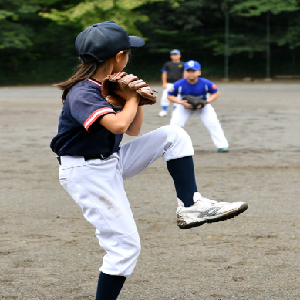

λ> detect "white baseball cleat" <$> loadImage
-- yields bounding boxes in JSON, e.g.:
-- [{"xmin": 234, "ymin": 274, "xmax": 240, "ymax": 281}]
[
  {"xmin": 177, "ymin": 192, "xmax": 248, "ymax": 229},
  {"xmin": 158, "ymin": 110, "xmax": 168, "ymax": 117}
]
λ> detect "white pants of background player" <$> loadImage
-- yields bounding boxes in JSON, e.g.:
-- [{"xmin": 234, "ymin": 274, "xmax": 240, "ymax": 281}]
[
  {"xmin": 170, "ymin": 103, "xmax": 228, "ymax": 149},
  {"xmin": 58, "ymin": 125, "xmax": 193, "ymax": 277},
  {"xmin": 161, "ymin": 83, "xmax": 177, "ymax": 108}
]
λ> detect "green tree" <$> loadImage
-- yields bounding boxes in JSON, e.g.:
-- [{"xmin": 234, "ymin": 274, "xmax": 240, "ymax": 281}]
[
  {"xmin": 39, "ymin": 0, "xmax": 163, "ymax": 36},
  {"xmin": 231, "ymin": 0, "xmax": 298, "ymax": 16},
  {"xmin": 0, "ymin": 0, "xmax": 299, "ymax": 83},
  {"xmin": 0, "ymin": 0, "xmax": 38, "ymax": 49},
  {"xmin": 230, "ymin": 0, "xmax": 299, "ymax": 77},
  {"xmin": 0, "ymin": 0, "xmax": 81, "ymax": 84},
  {"xmin": 136, "ymin": 0, "xmax": 218, "ymax": 54}
]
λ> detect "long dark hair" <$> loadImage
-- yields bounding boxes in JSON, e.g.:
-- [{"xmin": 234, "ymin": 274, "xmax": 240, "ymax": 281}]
[
  {"xmin": 55, "ymin": 49, "xmax": 131, "ymax": 103},
  {"xmin": 55, "ymin": 60, "xmax": 101, "ymax": 103}
]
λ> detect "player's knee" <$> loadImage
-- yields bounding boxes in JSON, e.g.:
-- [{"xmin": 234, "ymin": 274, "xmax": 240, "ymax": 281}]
[
  {"xmin": 162, "ymin": 125, "xmax": 190, "ymax": 141},
  {"xmin": 100, "ymin": 231, "xmax": 141, "ymax": 277},
  {"xmin": 118, "ymin": 232, "xmax": 141, "ymax": 276},
  {"xmin": 159, "ymin": 125, "xmax": 194, "ymax": 160},
  {"xmin": 129, "ymin": 232, "xmax": 141, "ymax": 260}
]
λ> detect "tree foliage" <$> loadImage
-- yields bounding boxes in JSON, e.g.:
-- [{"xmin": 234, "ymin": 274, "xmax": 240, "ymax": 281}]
[
  {"xmin": 0, "ymin": 0, "xmax": 38, "ymax": 49},
  {"xmin": 231, "ymin": 0, "xmax": 299, "ymax": 16},
  {"xmin": 0, "ymin": 0, "xmax": 300, "ymax": 83},
  {"xmin": 228, "ymin": 0, "xmax": 299, "ymax": 57},
  {"xmin": 136, "ymin": 0, "xmax": 208, "ymax": 53},
  {"xmin": 277, "ymin": 18, "xmax": 300, "ymax": 50},
  {"xmin": 39, "ymin": 0, "xmax": 162, "ymax": 36}
]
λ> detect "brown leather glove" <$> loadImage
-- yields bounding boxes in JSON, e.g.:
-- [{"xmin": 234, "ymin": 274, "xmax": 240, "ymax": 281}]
[{"xmin": 101, "ymin": 72, "xmax": 157, "ymax": 109}]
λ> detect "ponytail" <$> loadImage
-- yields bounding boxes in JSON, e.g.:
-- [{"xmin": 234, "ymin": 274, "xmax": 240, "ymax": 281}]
[
  {"xmin": 55, "ymin": 49, "xmax": 131, "ymax": 103},
  {"xmin": 55, "ymin": 60, "xmax": 102, "ymax": 103}
]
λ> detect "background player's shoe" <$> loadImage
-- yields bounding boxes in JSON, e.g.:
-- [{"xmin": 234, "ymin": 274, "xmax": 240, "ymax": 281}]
[
  {"xmin": 177, "ymin": 192, "xmax": 248, "ymax": 229},
  {"xmin": 217, "ymin": 147, "xmax": 229, "ymax": 153},
  {"xmin": 158, "ymin": 110, "xmax": 168, "ymax": 117}
]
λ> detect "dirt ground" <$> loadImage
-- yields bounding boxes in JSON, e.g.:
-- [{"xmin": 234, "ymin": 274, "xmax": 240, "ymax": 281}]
[{"xmin": 0, "ymin": 82, "xmax": 299, "ymax": 300}]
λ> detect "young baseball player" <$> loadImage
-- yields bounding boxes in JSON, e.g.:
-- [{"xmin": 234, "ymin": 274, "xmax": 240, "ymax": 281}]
[
  {"xmin": 50, "ymin": 22, "xmax": 247, "ymax": 300},
  {"xmin": 158, "ymin": 49, "xmax": 184, "ymax": 117},
  {"xmin": 168, "ymin": 60, "xmax": 229, "ymax": 152}
]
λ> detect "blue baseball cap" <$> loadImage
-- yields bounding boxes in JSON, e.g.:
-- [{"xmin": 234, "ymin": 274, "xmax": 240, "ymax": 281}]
[
  {"xmin": 184, "ymin": 60, "xmax": 201, "ymax": 71},
  {"xmin": 75, "ymin": 21, "xmax": 145, "ymax": 62},
  {"xmin": 170, "ymin": 49, "xmax": 180, "ymax": 55}
]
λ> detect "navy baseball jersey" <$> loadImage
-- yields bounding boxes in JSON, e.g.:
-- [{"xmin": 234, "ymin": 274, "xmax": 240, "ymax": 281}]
[
  {"xmin": 168, "ymin": 78, "xmax": 218, "ymax": 100},
  {"xmin": 50, "ymin": 79, "xmax": 123, "ymax": 156},
  {"xmin": 161, "ymin": 61, "xmax": 184, "ymax": 83}
]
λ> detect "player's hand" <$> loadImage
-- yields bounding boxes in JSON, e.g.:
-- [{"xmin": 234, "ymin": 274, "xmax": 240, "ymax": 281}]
[
  {"xmin": 163, "ymin": 83, "xmax": 167, "ymax": 89},
  {"xmin": 114, "ymin": 83, "xmax": 140, "ymax": 103},
  {"xmin": 182, "ymin": 100, "xmax": 193, "ymax": 109}
]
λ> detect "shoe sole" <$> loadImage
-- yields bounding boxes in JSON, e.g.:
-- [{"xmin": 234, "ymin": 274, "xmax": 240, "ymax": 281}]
[{"xmin": 177, "ymin": 203, "xmax": 248, "ymax": 229}]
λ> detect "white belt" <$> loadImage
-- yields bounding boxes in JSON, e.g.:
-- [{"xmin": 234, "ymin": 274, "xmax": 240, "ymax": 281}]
[{"xmin": 57, "ymin": 156, "xmax": 87, "ymax": 166}]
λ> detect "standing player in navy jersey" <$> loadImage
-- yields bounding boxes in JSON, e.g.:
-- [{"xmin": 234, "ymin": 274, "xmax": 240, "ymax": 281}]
[
  {"xmin": 158, "ymin": 49, "xmax": 184, "ymax": 117},
  {"xmin": 168, "ymin": 60, "xmax": 229, "ymax": 152},
  {"xmin": 50, "ymin": 22, "xmax": 247, "ymax": 300}
]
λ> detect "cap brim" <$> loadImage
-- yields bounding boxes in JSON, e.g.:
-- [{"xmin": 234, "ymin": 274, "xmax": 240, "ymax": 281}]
[
  {"xmin": 129, "ymin": 36, "xmax": 145, "ymax": 48},
  {"xmin": 184, "ymin": 67, "xmax": 200, "ymax": 71}
]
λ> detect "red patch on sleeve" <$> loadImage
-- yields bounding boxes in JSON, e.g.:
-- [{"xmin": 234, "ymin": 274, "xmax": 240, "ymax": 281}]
[{"xmin": 212, "ymin": 84, "xmax": 217, "ymax": 89}]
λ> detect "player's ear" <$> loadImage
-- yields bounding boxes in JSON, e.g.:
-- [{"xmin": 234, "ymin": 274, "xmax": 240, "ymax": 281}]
[
  {"xmin": 115, "ymin": 51, "xmax": 123, "ymax": 62},
  {"xmin": 198, "ymin": 70, "xmax": 202, "ymax": 76}
]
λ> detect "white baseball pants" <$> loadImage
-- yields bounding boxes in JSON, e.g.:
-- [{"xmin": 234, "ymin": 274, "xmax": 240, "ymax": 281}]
[
  {"xmin": 170, "ymin": 103, "xmax": 228, "ymax": 149},
  {"xmin": 58, "ymin": 125, "xmax": 194, "ymax": 277},
  {"xmin": 160, "ymin": 83, "xmax": 177, "ymax": 107}
]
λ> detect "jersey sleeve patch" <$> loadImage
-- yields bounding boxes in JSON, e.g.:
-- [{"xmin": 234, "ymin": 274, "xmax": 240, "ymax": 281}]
[
  {"xmin": 167, "ymin": 85, "xmax": 175, "ymax": 95},
  {"xmin": 212, "ymin": 83, "xmax": 217, "ymax": 89},
  {"xmin": 83, "ymin": 107, "xmax": 115, "ymax": 132}
]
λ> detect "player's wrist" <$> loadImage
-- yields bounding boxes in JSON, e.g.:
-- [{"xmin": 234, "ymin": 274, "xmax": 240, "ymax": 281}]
[{"xmin": 126, "ymin": 95, "xmax": 140, "ymax": 103}]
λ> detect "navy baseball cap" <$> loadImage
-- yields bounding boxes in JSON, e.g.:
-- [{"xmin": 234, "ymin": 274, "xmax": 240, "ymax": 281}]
[
  {"xmin": 184, "ymin": 60, "xmax": 201, "ymax": 71},
  {"xmin": 170, "ymin": 49, "xmax": 180, "ymax": 55},
  {"xmin": 75, "ymin": 21, "xmax": 145, "ymax": 62}
]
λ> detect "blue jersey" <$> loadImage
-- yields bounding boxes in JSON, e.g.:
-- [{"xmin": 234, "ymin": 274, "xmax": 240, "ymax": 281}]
[
  {"xmin": 50, "ymin": 79, "xmax": 123, "ymax": 156},
  {"xmin": 168, "ymin": 77, "xmax": 218, "ymax": 100}
]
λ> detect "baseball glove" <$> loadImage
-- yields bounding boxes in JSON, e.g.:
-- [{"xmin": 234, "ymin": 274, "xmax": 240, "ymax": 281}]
[
  {"xmin": 101, "ymin": 72, "xmax": 157, "ymax": 109},
  {"xmin": 183, "ymin": 95, "xmax": 207, "ymax": 110}
]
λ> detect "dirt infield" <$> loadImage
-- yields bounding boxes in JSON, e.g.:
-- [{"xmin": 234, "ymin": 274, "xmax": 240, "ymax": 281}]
[{"xmin": 0, "ymin": 83, "xmax": 299, "ymax": 300}]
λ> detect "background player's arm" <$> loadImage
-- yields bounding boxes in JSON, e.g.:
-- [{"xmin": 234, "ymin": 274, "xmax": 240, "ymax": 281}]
[
  {"xmin": 162, "ymin": 72, "xmax": 167, "ymax": 89},
  {"xmin": 206, "ymin": 91, "xmax": 220, "ymax": 103},
  {"xmin": 167, "ymin": 94, "xmax": 193, "ymax": 109},
  {"xmin": 167, "ymin": 94, "xmax": 181, "ymax": 104}
]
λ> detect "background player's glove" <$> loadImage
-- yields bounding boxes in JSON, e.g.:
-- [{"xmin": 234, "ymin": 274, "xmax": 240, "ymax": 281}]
[
  {"xmin": 101, "ymin": 72, "xmax": 157, "ymax": 109},
  {"xmin": 183, "ymin": 95, "xmax": 207, "ymax": 110}
]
